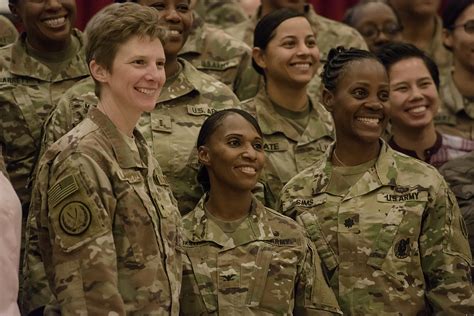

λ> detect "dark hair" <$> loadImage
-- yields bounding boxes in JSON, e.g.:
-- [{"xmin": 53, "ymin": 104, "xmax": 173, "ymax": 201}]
[
  {"xmin": 321, "ymin": 46, "xmax": 381, "ymax": 92},
  {"xmin": 376, "ymin": 42, "xmax": 440, "ymax": 89},
  {"xmin": 196, "ymin": 109, "xmax": 263, "ymax": 192},
  {"xmin": 443, "ymin": 0, "xmax": 474, "ymax": 29},
  {"xmin": 252, "ymin": 8, "xmax": 305, "ymax": 75},
  {"xmin": 343, "ymin": 0, "xmax": 402, "ymax": 27}
]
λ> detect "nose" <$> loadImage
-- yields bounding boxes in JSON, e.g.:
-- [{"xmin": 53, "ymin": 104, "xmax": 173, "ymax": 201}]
[
  {"xmin": 296, "ymin": 42, "xmax": 311, "ymax": 56},
  {"xmin": 409, "ymin": 86, "xmax": 424, "ymax": 101},
  {"xmin": 45, "ymin": 0, "xmax": 62, "ymax": 9},
  {"xmin": 163, "ymin": 7, "xmax": 181, "ymax": 23},
  {"xmin": 241, "ymin": 143, "xmax": 257, "ymax": 161},
  {"xmin": 145, "ymin": 63, "xmax": 165, "ymax": 83}
]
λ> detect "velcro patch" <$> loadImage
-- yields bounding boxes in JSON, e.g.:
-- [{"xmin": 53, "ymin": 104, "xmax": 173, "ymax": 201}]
[
  {"xmin": 59, "ymin": 202, "xmax": 92, "ymax": 235},
  {"xmin": 48, "ymin": 174, "xmax": 79, "ymax": 207},
  {"xmin": 263, "ymin": 142, "xmax": 288, "ymax": 152},
  {"xmin": 187, "ymin": 104, "xmax": 216, "ymax": 116}
]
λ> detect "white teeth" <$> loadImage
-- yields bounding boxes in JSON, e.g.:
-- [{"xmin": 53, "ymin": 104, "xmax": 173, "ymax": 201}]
[
  {"xmin": 136, "ymin": 88, "xmax": 155, "ymax": 95},
  {"xmin": 408, "ymin": 106, "xmax": 427, "ymax": 114},
  {"xmin": 293, "ymin": 63, "xmax": 311, "ymax": 69},
  {"xmin": 356, "ymin": 117, "xmax": 380, "ymax": 125},
  {"xmin": 43, "ymin": 17, "xmax": 66, "ymax": 27},
  {"xmin": 168, "ymin": 30, "xmax": 180, "ymax": 35},
  {"xmin": 239, "ymin": 167, "xmax": 256, "ymax": 175}
]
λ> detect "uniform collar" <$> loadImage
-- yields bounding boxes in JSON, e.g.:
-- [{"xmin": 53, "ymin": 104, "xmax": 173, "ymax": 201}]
[
  {"xmin": 88, "ymin": 107, "xmax": 147, "ymax": 169},
  {"xmin": 254, "ymin": 88, "xmax": 334, "ymax": 144},
  {"xmin": 311, "ymin": 140, "xmax": 400, "ymax": 197},
  {"xmin": 182, "ymin": 194, "xmax": 277, "ymax": 249},
  {"xmin": 157, "ymin": 58, "xmax": 199, "ymax": 102},
  {"xmin": 388, "ymin": 132, "xmax": 442, "ymax": 163},
  {"xmin": 8, "ymin": 29, "xmax": 89, "ymax": 81},
  {"xmin": 179, "ymin": 12, "xmax": 205, "ymax": 56}
]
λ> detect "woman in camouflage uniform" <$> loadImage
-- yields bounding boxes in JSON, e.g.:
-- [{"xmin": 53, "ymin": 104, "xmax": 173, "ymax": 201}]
[
  {"xmin": 242, "ymin": 9, "xmax": 335, "ymax": 208},
  {"xmin": 30, "ymin": 4, "xmax": 182, "ymax": 314},
  {"xmin": 278, "ymin": 47, "xmax": 473, "ymax": 315},
  {"xmin": 180, "ymin": 109, "xmax": 342, "ymax": 315}
]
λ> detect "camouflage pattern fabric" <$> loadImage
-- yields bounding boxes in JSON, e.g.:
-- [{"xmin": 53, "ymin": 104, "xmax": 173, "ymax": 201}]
[
  {"xmin": 435, "ymin": 69, "xmax": 474, "ymax": 140},
  {"xmin": 29, "ymin": 107, "xmax": 182, "ymax": 314},
  {"xmin": 241, "ymin": 89, "xmax": 334, "ymax": 208},
  {"xmin": 440, "ymin": 151, "xmax": 474, "ymax": 281},
  {"xmin": 181, "ymin": 13, "xmax": 260, "ymax": 101},
  {"xmin": 193, "ymin": 0, "xmax": 248, "ymax": 29},
  {"xmin": 278, "ymin": 141, "xmax": 474, "ymax": 315},
  {"xmin": 0, "ymin": 30, "xmax": 89, "ymax": 213},
  {"xmin": 0, "ymin": 15, "xmax": 18, "ymax": 48},
  {"xmin": 224, "ymin": 4, "xmax": 368, "ymax": 102},
  {"xmin": 180, "ymin": 194, "xmax": 342, "ymax": 315}
]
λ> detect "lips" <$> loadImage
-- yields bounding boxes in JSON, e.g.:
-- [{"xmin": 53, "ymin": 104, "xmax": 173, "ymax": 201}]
[
  {"xmin": 355, "ymin": 116, "xmax": 383, "ymax": 126},
  {"xmin": 135, "ymin": 87, "xmax": 157, "ymax": 95},
  {"xmin": 42, "ymin": 16, "xmax": 67, "ymax": 28},
  {"xmin": 406, "ymin": 105, "xmax": 427, "ymax": 114},
  {"xmin": 236, "ymin": 166, "xmax": 257, "ymax": 175}
]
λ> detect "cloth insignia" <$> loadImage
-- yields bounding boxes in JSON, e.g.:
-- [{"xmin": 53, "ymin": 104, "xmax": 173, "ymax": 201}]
[
  {"xmin": 48, "ymin": 174, "xmax": 79, "ymax": 207},
  {"xmin": 59, "ymin": 201, "xmax": 92, "ymax": 235},
  {"xmin": 394, "ymin": 238, "xmax": 411, "ymax": 259}
]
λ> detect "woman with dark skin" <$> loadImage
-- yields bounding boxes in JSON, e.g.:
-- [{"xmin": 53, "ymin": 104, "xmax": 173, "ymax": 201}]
[
  {"xmin": 279, "ymin": 47, "xmax": 473, "ymax": 315},
  {"xmin": 179, "ymin": 109, "xmax": 342, "ymax": 315}
]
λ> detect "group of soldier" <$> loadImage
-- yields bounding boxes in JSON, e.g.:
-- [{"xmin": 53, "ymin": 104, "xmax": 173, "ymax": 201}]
[{"xmin": 0, "ymin": 0, "xmax": 473, "ymax": 315}]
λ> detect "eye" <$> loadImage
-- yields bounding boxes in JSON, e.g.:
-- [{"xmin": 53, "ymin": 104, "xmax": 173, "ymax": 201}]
[
  {"xmin": 253, "ymin": 141, "xmax": 263, "ymax": 151},
  {"xmin": 156, "ymin": 60, "xmax": 165, "ymax": 68},
  {"xmin": 378, "ymin": 90, "xmax": 389, "ymax": 102},
  {"xmin": 281, "ymin": 40, "xmax": 296, "ymax": 48},
  {"xmin": 132, "ymin": 59, "xmax": 146, "ymax": 66},
  {"xmin": 394, "ymin": 85, "xmax": 408, "ymax": 92},
  {"xmin": 151, "ymin": 3, "xmax": 165, "ymax": 10},
  {"xmin": 360, "ymin": 26, "xmax": 378, "ymax": 39},
  {"xmin": 306, "ymin": 38, "xmax": 317, "ymax": 48},
  {"xmin": 177, "ymin": 3, "xmax": 190, "ymax": 12},
  {"xmin": 227, "ymin": 138, "xmax": 241, "ymax": 147},
  {"xmin": 352, "ymin": 88, "xmax": 368, "ymax": 99},
  {"xmin": 419, "ymin": 80, "xmax": 433, "ymax": 89}
]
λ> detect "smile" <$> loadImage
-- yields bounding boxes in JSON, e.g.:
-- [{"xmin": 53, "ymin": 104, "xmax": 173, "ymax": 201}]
[
  {"xmin": 291, "ymin": 62, "xmax": 311, "ymax": 69},
  {"xmin": 237, "ymin": 166, "xmax": 257, "ymax": 175},
  {"xmin": 135, "ymin": 88, "xmax": 156, "ymax": 95},
  {"xmin": 42, "ymin": 17, "xmax": 66, "ymax": 28},
  {"xmin": 407, "ymin": 106, "xmax": 427, "ymax": 114},
  {"xmin": 356, "ymin": 117, "xmax": 381, "ymax": 126},
  {"xmin": 168, "ymin": 30, "xmax": 182, "ymax": 36}
]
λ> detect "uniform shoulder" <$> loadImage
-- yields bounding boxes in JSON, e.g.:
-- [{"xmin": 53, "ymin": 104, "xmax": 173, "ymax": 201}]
[
  {"xmin": 0, "ymin": 44, "xmax": 13, "ymax": 69},
  {"xmin": 262, "ymin": 204, "xmax": 308, "ymax": 240},
  {"xmin": 239, "ymin": 97, "xmax": 257, "ymax": 116},
  {"xmin": 202, "ymin": 23, "xmax": 251, "ymax": 53}
]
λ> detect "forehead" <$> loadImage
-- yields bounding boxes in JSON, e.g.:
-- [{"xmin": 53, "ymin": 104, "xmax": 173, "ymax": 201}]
[
  {"xmin": 114, "ymin": 35, "xmax": 164, "ymax": 58},
  {"xmin": 338, "ymin": 59, "xmax": 388, "ymax": 87},
  {"xmin": 212, "ymin": 114, "xmax": 260, "ymax": 138},
  {"xmin": 273, "ymin": 17, "xmax": 314, "ymax": 37},
  {"xmin": 456, "ymin": 4, "xmax": 474, "ymax": 23},
  {"xmin": 354, "ymin": 3, "xmax": 398, "ymax": 25},
  {"xmin": 389, "ymin": 57, "xmax": 431, "ymax": 81}
]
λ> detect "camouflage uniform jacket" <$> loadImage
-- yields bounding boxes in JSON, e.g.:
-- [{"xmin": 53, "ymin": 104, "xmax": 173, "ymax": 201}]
[
  {"xmin": 180, "ymin": 194, "xmax": 342, "ymax": 315},
  {"xmin": 278, "ymin": 141, "xmax": 474, "ymax": 315},
  {"xmin": 31, "ymin": 108, "xmax": 182, "ymax": 315},
  {"xmin": 435, "ymin": 69, "xmax": 474, "ymax": 140},
  {"xmin": 440, "ymin": 151, "xmax": 474, "ymax": 280},
  {"xmin": 0, "ymin": 15, "xmax": 18, "ymax": 48},
  {"xmin": 193, "ymin": 0, "xmax": 248, "ymax": 29},
  {"xmin": 224, "ymin": 5, "xmax": 367, "ymax": 102},
  {"xmin": 240, "ymin": 89, "xmax": 334, "ymax": 208},
  {"xmin": 426, "ymin": 16, "xmax": 452, "ymax": 75},
  {"xmin": 181, "ymin": 13, "xmax": 260, "ymax": 100},
  {"xmin": 0, "ymin": 29, "xmax": 89, "ymax": 211},
  {"xmin": 40, "ymin": 59, "xmax": 239, "ymax": 214}
]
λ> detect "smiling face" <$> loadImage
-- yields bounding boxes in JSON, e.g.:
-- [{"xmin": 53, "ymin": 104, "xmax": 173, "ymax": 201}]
[
  {"xmin": 10, "ymin": 0, "xmax": 76, "ymax": 52},
  {"xmin": 137, "ymin": 0, "xmax": 193, "ymax": 58},
  {"xmin": 253, "ymin": 16, "xmax": 320, "ymax": 88},
  {"xmin": 324, "ymin": 58, "xmax": 390, "ymax": 145},
  {"xmin": 352, "ymin": 2, "xmax": 403, "ymax": 53},
  {"xmin": 388, "ymin": 57, "xmax": 439, "ymax": 130},
  {"xmin": 443, "ymin": 4, "xmax": 474, "ymax": 73},
  {"xmin": 199, "ymin": 113, "xmax": 265, "ymax": 194},
  {"xmin": 92, "ymin": 36, "xmax": 166, "ymax": 116}
]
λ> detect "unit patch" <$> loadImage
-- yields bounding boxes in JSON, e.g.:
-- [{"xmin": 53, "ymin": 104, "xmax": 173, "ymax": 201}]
[
  {"xmin": 394, "ymin": 238, "xmax": 411, "ymax": 259},
  {"xmin": 59, "ymin": 201, "xmax": 92, "ymax": 235}
]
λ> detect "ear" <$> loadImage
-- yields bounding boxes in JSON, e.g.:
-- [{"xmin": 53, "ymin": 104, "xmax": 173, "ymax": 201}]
[
  {"xmin": 198, "ymin": 145, "xmax": 211, "ymax": 167},
  {"xmin": 321, "ymin": 88, "xmax": 335, "ymax": 112},
  {"xmin": 89, "ymin": 60, "xmax": 109, "ymax": 84},
  {"xmin": 442, "ymin": 29, "xmax": 453, "ymax": 50},
  {"xmin": 252, "ymin": 47, "xmax": 267, "ymax": 71}
]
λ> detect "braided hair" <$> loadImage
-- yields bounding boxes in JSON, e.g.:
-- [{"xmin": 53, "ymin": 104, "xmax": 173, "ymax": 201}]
[{"xmin": 321, "ymin": 46, "xmax": 381, "ymax": 93}]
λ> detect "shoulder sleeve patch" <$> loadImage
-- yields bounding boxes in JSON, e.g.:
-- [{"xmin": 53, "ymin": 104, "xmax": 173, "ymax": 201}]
[{"xmin": 48, "ymin": 174, "xmax": 79, "ymax": 207}]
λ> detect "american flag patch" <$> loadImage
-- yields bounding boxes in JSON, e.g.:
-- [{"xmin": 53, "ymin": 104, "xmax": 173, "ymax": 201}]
[{"xmin": 48, "ymin": 174, "xmax": 79, "ymax": 207}]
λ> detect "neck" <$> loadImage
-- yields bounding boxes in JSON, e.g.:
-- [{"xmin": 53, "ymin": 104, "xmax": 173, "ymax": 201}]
[
  {"xmin": 164, "ymin": 56, "xmax": 180, "ymax": 78},
  {"xmin": 392, "ymin": 123, "xmax": 437, "ymax": 159},
  {"xmin": 452, "ymin": 62, "xmax": 474, "ymax": 97},
  {"xmin": 97, "ymin": 94, "xmax": 140, "ymax": 137},
  {"xmin": 266, "ymin": 80, "xmax": 308, "ymax": 112},
  {"xmin": 206, "ymin": 187, "xmax": 252, "ymax": 221},
  {"xmin": 398, "ymin": 14, "xmax": 435, "ymax": 49},
  {"xmin": 27, "ymin": 36, "xmax": 71, "ymax": 53},
  {"xmin": 333, "ymin": 138, "xmax": 380, "ymax": 166}
]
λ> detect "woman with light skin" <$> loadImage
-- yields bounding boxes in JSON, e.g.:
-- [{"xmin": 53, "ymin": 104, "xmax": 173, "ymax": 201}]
[
  {"xmin": 179, "ymin": 108, "xmax": 342, "ymax": 315},
  {"xmin": 438, "ymin": 0, "xmax": 474, "ymax": 140},
  {"xmin": 343, "ymin": 0, "xmax": 403, "ymax": 53},
  {"xmin": 377, "ymin": 42, "xmax": 474, "ymax": 168},
  {"xmin": 29, "ymin": 3, "xmax": 182, "ymax": 314},
  {"xmin": 279, "ymin": 47, "xmax": 473, "ymax": 315},
  {"xmin": 243, "ymin": 8, "xmax": 334, "ymax": 208}
]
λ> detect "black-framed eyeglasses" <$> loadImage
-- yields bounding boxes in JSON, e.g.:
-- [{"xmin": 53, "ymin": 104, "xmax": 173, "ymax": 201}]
[
  {"xmin": 451, "ymin": 20, "xmax": 474, "ymax": 34},
  {"xmin": 359, "ymin": 22, "xmax": 403, "ymax": 40}
]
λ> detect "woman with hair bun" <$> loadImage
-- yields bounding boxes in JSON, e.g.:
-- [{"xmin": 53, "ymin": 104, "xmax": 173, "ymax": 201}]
[
  {"xmin": 279, "ymin": 47, "xmax": 473, "ymax": 315},
  {"xmin": 243, "ymin": 8, "xmax": 334, "ymax": 208},
  {"xmin": 179, "ymin": 108, "xmax": 342, "ymax": 315}
]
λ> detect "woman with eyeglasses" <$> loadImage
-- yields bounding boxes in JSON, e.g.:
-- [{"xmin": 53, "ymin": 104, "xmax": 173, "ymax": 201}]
[
  {"xmin": 343, "ymin": 0, "xmax": 403, "ymax": 53},
  {"xmin": 437, "ymin": 0, "xmax": 474, "ymax": 140}
]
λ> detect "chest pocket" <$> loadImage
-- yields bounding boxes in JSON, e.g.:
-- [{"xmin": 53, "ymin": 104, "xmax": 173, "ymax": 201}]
[{"xmin": 116, "ymin": 169, "xmax": 160, "ymax": 263}]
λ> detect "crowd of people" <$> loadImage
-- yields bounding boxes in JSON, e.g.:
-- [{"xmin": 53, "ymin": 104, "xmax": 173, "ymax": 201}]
[{"xmin": 0, "ymin": 0, "xmax": 473, "ymax": 315}]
